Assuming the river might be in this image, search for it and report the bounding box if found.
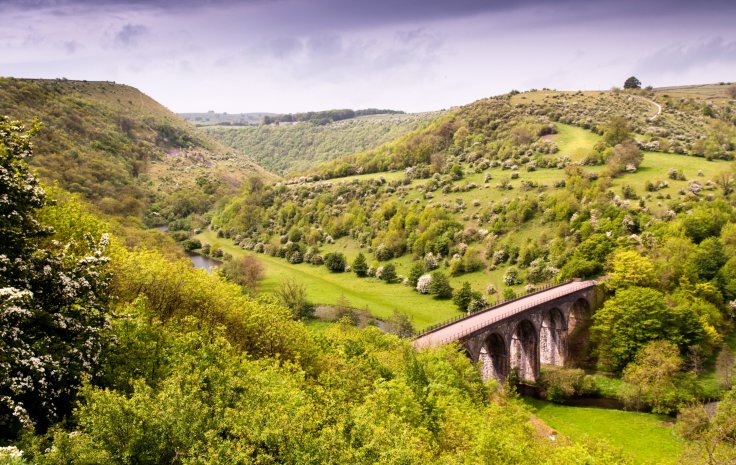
[188,252,222,273]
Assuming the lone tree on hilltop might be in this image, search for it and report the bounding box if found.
[624,76,642,89]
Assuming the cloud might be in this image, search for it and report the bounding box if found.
[262,36,302,59]
[62,40,79,53]
[637,37,736,74]
[114,23,148,48]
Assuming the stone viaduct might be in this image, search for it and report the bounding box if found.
[412,280,601,383]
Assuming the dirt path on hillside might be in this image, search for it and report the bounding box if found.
[637,96,662,120]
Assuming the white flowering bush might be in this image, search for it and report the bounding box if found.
[503,267,522,286]
[0,118,111,435]
[0,446,24,464]
[375,266,385,280]
[416,274,432,294]
[424,252,438,270]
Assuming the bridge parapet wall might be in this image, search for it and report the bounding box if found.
[413,282,600,383]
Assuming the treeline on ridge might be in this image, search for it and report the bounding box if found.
[261,108,404,125]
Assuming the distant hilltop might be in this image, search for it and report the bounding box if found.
[181,108,405,127]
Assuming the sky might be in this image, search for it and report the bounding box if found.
[1,0,735,113]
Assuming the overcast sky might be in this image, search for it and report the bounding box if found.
[1,0,735,113]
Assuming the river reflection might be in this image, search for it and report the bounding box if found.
[188,252,221,273]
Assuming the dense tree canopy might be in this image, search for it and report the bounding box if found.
[592,287,705,371]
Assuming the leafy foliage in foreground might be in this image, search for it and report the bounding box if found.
[19,313,629,465]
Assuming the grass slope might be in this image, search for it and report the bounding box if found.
[654,82,736,103]
[203,112,443,175]
[0,77,271,222]
[525,399,684,464]
[203,124,732,326]
[195,230,462,328]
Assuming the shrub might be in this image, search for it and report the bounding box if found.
[503,267,522,286]
[324,252,346,272]
[182,238,201,251]
[606,140,642,175]
[385,311,415,337]
[539,368,598,403]
[424,252,439,270]
[408,262,425,287]
[218,255,265,292]
[453,282,480,312]
[467,297,488,313]
[416,274,432,294]
[375,243,392,261]
[380,263,397,283]
[429,271,453,299]
[276,279,314,320]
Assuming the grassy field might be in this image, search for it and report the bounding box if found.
[553,123,602,160]
[315,170,407,184]
[654,82,736,103]
[524,399,684,464]
[195,230,465,329]
[591,151,730,210]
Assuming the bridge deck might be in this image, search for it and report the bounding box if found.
[412,280,597,349]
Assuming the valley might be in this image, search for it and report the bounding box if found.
[5,1,736,462]
[202,110,443,175]
[2,79,736,465]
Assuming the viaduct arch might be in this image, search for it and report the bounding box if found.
[413,281,599,383]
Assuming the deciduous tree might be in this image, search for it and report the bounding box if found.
[621,340,696,414]
[429,271,453,299]
[623,76,641,89]
[592,287,704,371]
[0,117,111,435]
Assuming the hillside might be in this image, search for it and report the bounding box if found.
[0,78,272,225]
[306,85,735,180]
[180,111,274,126]
[196,85,736,331]
[3,117,637,464]
[202,111,443,175]
[4,83,736,464]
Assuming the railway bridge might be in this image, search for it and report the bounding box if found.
[412,280,600,382]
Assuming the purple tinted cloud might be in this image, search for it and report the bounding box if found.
[0,0,735,113]
[114,24,147,48]
[638,38,736,74]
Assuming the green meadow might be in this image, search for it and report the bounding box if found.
[525,399,685,464]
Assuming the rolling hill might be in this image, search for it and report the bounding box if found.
[196,83,736,328]
[202,111,443,175]
[0,77,272,225]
